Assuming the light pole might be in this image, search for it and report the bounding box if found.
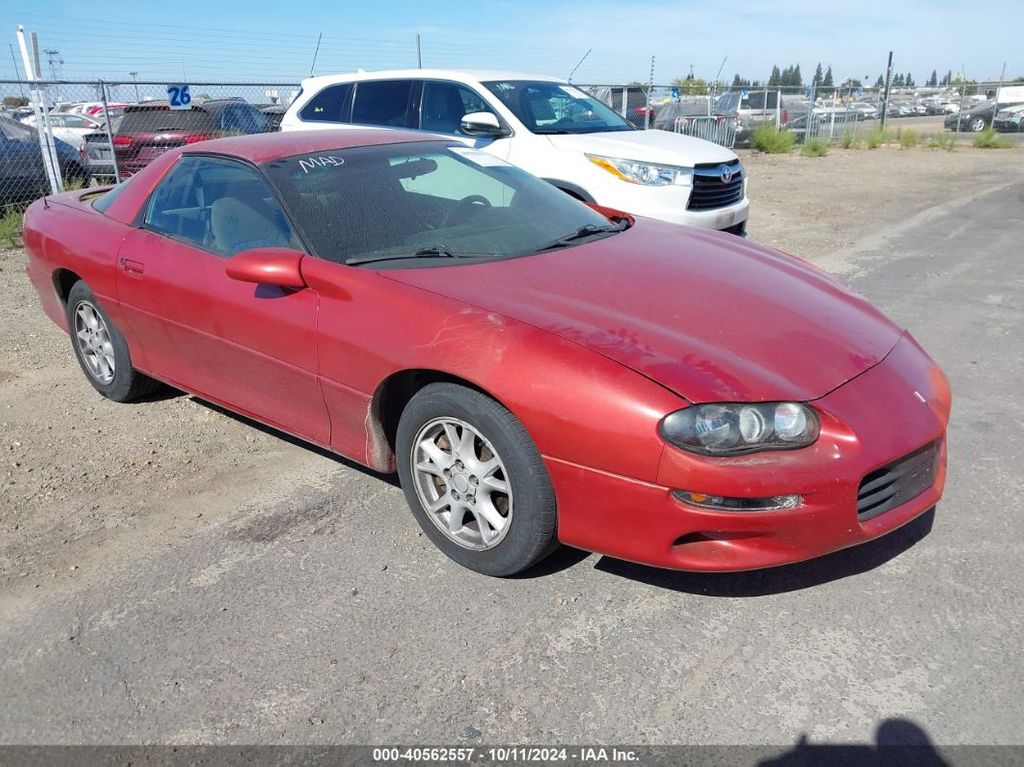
[129,71,139,102]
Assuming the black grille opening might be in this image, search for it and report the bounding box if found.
[687,161,744,211]
[857,442,939,521]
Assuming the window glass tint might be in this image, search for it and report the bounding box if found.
[420,81,494,134]
[263,141,611,267]
[118,107,215,133]
[352,80,414,127]
[144,156,295,257]
[219,104,269,134]
[299,83,352,122]
[483,80,632,134]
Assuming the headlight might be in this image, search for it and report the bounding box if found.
[660,402,820,456]
[587,154,693,186]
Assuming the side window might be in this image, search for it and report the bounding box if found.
[144,156,295,258]
[747,92,766,110]
[420,81,494,134]
[352,80,415,128]
[299,83,353,123]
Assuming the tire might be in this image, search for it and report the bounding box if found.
[66,281,160,402]
[396,383,558,576]
[970,118,986,132]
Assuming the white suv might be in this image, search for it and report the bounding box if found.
[280,70,749,235]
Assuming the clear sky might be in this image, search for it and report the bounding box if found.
[2,0,1020,86]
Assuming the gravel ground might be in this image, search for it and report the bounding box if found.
[0,144,1021,748]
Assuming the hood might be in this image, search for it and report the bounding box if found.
[545,129,737,167]
[384,221,902,404]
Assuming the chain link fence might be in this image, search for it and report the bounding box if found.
[1,79,298,211]
[3,76,1021,215]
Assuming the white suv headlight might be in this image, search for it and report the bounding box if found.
[586,155,693,186]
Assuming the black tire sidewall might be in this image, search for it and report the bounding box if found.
[66,281,140,402]
[396,383,557,577]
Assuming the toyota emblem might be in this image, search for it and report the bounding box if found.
[719,164,735,183]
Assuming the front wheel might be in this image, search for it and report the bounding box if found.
[969,117,986,132]
[66,281,160,402]
[396,383,558,576]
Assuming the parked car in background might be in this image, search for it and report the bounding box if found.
[849,102,878,120]
[712,89,808,145]
[113,99,271,176]
[992,103,1024,132]
[260,104,286,130]
[0,115,85,206]
[281,69,750,234]
[82,115,123,184]
[945,99,1007,132]
[23,130,950,576]
[21,112,105,153]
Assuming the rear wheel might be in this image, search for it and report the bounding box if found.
[969,117,986,132]
[396,383,558,576]
[66,281,160,402]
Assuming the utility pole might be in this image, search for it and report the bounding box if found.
[416,34,422,68]
[879,51,894,131]
[129,71,140,102]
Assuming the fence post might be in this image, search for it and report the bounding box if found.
[98,80,121,184]
[16,26,62,195]
[829,90,838,141]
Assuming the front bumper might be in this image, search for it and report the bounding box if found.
[551,333,950,571]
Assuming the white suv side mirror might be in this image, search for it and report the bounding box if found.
[460,112,508,137]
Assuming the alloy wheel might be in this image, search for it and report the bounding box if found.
[74,301,116,384]
[410,417,513,550]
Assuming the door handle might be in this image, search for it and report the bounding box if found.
[119,257,145,277]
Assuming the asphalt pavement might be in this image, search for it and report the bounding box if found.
[0,180,1021,750]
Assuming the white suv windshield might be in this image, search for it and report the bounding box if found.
[483,80,633,134]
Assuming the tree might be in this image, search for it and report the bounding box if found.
[874,74,885,88]
[905,72,915,88]
[671,74,709,94]
[812,62,824,87]
[822,65,833,88]
[928,69,938,87]
[732,74,753,87]
[768,65,781,86]
[941,69,952,86]
[793,64,803,87]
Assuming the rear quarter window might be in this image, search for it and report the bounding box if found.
[299,83,354,123]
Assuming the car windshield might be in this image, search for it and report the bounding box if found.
[482,80,633,134]
[714,93,740,114]
[263,141,620,268]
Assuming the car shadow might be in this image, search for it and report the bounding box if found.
[591,507,936,596]
[191,398,402,488]
[760,718,951,766]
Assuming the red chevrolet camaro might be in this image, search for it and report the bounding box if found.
[23,129,951,577]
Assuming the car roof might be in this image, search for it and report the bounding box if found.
[300,68,565,90]
[182,127,442,164]
[124,99,247,113]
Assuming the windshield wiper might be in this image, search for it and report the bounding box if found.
[347,246,470,266]
[537,221,628,252]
